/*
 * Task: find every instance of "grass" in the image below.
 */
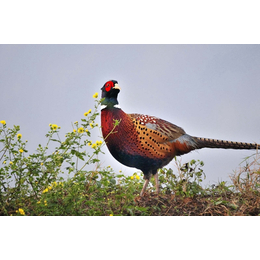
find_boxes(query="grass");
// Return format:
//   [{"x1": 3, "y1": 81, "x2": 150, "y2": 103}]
[
  {"x1": 1, "y1": 97, "x2": 260, "y2": 216},
  {"x1": 1, "y1": 157, "x2": 260, "y2": 216}
]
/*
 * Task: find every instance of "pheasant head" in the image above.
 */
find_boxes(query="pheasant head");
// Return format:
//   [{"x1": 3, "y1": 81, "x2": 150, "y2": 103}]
[{"x1": 101, "y1": 80, "x2": 121, "y2": 108}]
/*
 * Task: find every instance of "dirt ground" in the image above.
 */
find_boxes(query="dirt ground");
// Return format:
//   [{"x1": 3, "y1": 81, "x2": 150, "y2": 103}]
[{"x1": 134, "y1": 192, "x2": 260, "y2": 216}]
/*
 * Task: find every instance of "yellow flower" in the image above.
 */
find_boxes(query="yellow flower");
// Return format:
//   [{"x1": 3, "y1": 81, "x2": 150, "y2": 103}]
[
  {"x1": 51, "y1": 124, "x2": 58, "y2": 130},
  {"x1": 44, "y1": 200, "x2": 47, "y2": 206},
  {"x1": 42, "y1": 188, "x2": 49, "y2": 194},
  {"x1": 78, "y1": 127, "x2": 84, "y2": 133},
  {"x1": 93, "y1": 92, "x2": 98, "y2": 99},
  {"x1": 109, "y1": 214, "x2": 113, "y2": 216},
  {"x1": 37, "y1": 201, "x2": 40, "y2": 204},
  {"x1": 90, "y1": 140, "x2": 103, "y2": 148},
  {"x1": 3, "y1": 161, "x2": 6, "y2": 164},
  {"x1": 49, "y1": 123, "x2": 52, "y2": 127},
  {"x1": 19, "y1": 149, "x2": 24, "y2": 153},
  {"x1": 0, "y1": 120, "x2": 6, "y2": 125},
  {"x1": 91, "y1": 143, "x2": 97, "y2": 149},
  {"x1": 17, "y1": 133, "x2": 22, "y2": 139},
  {"x1": 131, "y1": 176, "x2": 134, "y2": 180},
  {"x1": 9, "y1": 161, "x2": 13, "y2": 165},
  {"x1": 16, "y1": 208, "x2": 25, "y2": 215},
  {"x1": 85, "y1": 129, "x2": 89, "y2": 133},
  {"x1": 136, "y1": 175, "x2": 140, "y2": 180},
  {"x1": 73, "y1": 129, "x2": 76, "y2": 133},
  {"x1": 84, "y1": 109, "x2": 92, "y2": 116},
  {"x1": 74, "y1": 121, "x2": 78, "y2": 125},
  {"x1": 96, "y1": 140, "x2": 103, "y2": 146},
  {"x1": 89, "y1": 123, "x2": 94, "y2": 128},
  {"x1": 52, "y1": 182, "x2": 57, "y2": 187},
  {"x1": 41, "y1": 162, "x2": 43, "y2": 166}
]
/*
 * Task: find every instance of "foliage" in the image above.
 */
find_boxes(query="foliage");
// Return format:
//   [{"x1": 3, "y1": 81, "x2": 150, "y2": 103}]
[{"x1": 154, "y1": 158, "x2": 206, "y2": 197}]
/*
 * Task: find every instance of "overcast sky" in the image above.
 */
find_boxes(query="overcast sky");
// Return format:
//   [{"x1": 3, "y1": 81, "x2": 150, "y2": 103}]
[{"x1": 1, "y1": 44, "x2": 260, "y2": 186}]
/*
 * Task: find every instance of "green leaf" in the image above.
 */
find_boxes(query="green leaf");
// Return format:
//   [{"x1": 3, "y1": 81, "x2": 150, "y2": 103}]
[
  {"x1": 50, "y1": 139, "x2": 61, "y2": 143},
  {"x1": 110, "y1": 178, "x2": 116, "y2": 185},
  {"x1": 135, "y1": 206, "x2": 148, "y2": 212},
  {"x1": 71, "y1": 149, "x2": 85, "y2": 161}
]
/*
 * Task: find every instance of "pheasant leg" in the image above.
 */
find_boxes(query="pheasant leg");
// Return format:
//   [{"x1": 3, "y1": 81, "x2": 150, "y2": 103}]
[
  {"x1": 154, "y1": 172, "x2": 160, "y2": 194},
  {"x1": 140, "y1": 178, "x2": 150, "y2": 196}
]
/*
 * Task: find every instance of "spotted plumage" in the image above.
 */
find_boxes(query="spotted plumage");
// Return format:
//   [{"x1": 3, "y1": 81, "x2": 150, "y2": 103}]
[{"x1": 100, "y1": 80, "x2": 259, "y2": 196}]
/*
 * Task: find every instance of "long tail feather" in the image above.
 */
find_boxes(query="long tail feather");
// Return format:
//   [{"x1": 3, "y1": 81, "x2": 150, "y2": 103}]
[{"x1": 193, "y1": 137, "x2": 259, "y2": 150}]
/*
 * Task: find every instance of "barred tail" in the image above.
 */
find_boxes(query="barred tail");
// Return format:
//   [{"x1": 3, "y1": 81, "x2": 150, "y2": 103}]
[{"x1": 193, "y1": 137, "x2": 259, "y2": 150}]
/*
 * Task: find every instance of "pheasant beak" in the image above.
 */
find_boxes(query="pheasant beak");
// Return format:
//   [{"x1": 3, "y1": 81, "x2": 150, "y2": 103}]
[{"x1": 113, "y1": 83, "x2": 121, "y2": 91}]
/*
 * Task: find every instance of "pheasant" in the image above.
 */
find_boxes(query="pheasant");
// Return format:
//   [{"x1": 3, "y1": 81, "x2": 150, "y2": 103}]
[{"x1": 100, "y1": 80, "x2": 259, "y2": 196}]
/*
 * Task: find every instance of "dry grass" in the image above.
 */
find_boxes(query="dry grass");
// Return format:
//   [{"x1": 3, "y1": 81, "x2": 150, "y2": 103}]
[
  {"x1": 134, "y1": 191, "x2": 260, "y2": 216},
  {"x1": 134, "y1": 154, "x2": 260, "y2": 216}
]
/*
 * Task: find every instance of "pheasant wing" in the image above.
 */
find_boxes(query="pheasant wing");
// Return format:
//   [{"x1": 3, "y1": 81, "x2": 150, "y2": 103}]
[{"x1": 128, "y1": 113, "x2": 186, "y2": 141}]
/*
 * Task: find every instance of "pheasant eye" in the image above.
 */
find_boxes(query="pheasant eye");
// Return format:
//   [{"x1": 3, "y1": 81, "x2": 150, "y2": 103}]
[{"x1": 105, "y1": 81, "x2": 114, "y2": 92}]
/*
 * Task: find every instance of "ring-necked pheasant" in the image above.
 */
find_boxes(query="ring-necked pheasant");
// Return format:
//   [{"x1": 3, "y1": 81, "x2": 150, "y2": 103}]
[{"x1": 100, "y1": 80, "x2": 259, "y2": 196}]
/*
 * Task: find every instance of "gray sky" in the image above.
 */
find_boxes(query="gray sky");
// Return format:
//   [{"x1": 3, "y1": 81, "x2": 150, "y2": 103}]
[{"x1": 1, "y1": 44, "x2": 260, "y2": 186}]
